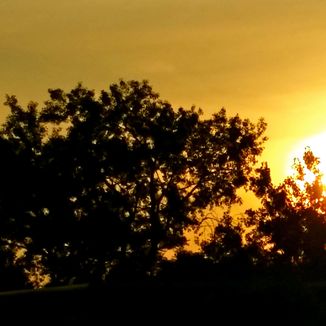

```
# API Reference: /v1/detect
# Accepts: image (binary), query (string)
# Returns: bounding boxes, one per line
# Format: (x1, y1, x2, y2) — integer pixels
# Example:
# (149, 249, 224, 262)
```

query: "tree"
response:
(247, 148, 326, 275)
(0, 80, 267, 286)
(202, 212, 249, 268)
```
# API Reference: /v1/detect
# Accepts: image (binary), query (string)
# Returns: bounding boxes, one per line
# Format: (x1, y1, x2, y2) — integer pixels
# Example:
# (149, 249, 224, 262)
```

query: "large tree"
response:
(0, 80, 267, 286)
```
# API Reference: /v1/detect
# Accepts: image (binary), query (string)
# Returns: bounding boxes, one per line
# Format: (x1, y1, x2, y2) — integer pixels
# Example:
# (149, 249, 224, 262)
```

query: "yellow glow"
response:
(2, 1, 326, 190)
(286, 132, 326, 183)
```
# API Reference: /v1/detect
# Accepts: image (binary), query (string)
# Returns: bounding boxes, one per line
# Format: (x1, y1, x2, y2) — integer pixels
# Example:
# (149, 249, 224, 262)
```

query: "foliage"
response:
(247, 148, 326, 274)
(0, 80, 267, 287)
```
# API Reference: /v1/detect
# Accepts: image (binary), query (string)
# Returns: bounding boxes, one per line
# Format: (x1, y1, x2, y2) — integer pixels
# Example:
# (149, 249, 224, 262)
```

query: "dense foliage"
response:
(0, 80, 324, 291)
(246, 149, 326, 277)
(0, 80, 268, 286)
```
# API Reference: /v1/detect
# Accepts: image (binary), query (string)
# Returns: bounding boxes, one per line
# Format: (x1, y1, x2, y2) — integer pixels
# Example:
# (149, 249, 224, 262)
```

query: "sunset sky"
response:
(2, 0, 326, 184)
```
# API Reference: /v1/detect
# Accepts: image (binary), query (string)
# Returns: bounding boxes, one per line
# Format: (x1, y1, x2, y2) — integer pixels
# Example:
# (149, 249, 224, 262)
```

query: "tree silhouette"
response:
(0, 80, 267, 287)
(201, 211, 254, 276)
(247, 148, 326, 276)
(0, 81, 325, 324)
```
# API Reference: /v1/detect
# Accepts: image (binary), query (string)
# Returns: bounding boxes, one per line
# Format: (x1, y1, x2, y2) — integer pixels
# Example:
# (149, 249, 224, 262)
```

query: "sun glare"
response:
(286, 132, 326, 184)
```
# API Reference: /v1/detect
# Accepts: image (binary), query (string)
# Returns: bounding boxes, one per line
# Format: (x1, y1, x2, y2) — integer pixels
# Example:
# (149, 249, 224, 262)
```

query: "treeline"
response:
(0, 80, 324, 291)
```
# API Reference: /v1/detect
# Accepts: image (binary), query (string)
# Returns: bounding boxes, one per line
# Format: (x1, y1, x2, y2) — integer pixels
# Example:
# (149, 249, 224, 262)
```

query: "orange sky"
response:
(2, 0, 326, 184)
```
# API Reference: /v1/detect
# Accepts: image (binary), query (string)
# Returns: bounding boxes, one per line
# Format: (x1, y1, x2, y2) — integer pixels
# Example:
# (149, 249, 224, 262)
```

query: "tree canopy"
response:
(0, 79, 324, 324)
(0, 79, 324, 294)
(246, 148, 326, 276)
(0, 80, 268, 286)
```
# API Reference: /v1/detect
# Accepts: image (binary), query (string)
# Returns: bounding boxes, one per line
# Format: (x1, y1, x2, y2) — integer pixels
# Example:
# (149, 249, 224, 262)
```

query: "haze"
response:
(2, 0, 326, 183)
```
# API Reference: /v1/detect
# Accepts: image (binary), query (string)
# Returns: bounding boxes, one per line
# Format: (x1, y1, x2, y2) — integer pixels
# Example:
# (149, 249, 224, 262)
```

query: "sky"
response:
(2, 0, 326, 184)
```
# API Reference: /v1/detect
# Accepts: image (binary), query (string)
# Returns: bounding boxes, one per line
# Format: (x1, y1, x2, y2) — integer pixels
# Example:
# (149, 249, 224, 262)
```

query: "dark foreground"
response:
(0, 279, 325, 325)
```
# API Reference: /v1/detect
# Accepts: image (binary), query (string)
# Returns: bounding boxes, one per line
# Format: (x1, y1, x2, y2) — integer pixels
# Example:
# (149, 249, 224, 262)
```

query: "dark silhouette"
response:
(247, 148, 326, 278)
(0, 80, 267, 287)
(0, 80, 324, 324)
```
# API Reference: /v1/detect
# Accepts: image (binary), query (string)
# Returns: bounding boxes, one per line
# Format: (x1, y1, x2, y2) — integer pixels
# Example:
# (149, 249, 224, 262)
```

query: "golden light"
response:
(286, 131, 326, 184)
